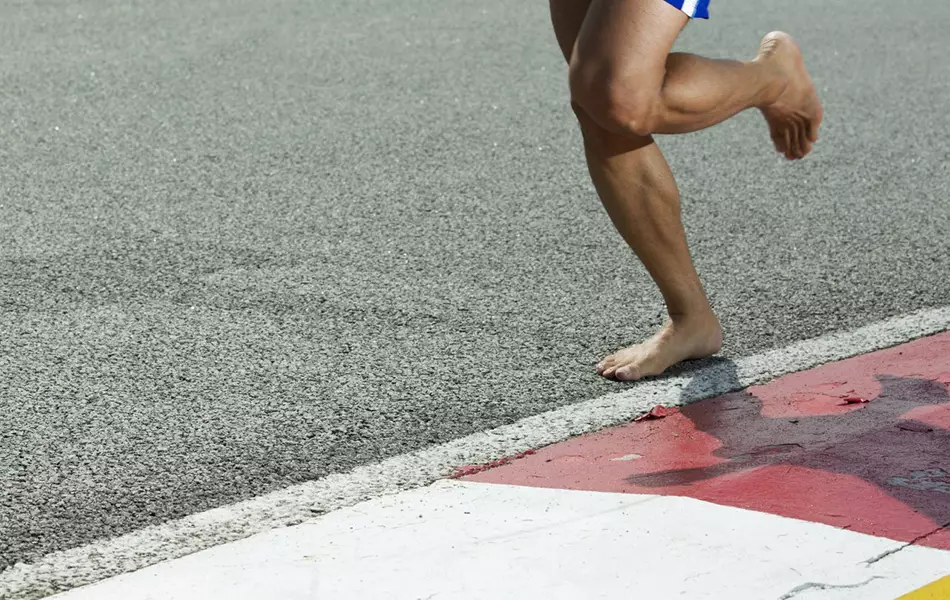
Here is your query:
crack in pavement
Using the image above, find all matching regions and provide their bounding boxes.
[865,520,950,565]
[778,576,884,600]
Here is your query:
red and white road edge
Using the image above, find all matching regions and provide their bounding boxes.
[19,311,950,600]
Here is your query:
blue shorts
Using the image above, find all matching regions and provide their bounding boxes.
[664,0,710,19]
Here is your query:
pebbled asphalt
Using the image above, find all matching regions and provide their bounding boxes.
[1,0,948,571]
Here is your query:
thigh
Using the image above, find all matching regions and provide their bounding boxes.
[549,0,592,63]
[551,0,687,82]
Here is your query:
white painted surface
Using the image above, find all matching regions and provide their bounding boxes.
[51,481,950,600]
[7,307,950,599]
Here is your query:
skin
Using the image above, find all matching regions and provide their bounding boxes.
[548,0,823,381]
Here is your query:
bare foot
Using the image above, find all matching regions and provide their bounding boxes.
[756,31,823,160]
[595,312,723,382]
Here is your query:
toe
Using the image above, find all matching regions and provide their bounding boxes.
[596,355,618,374]
[614,364,642,381]
[798,123,812,157]
[782,128,794,160]
[807,119,819,143]
[787,124,801,160]
[603,355,632,378]
[770,128,787,156]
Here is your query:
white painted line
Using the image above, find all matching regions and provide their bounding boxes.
[681,0,701,18]
[48,481,950,600]
[4,305,950,600]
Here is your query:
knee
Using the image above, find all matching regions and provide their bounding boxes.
[568,64,660,138]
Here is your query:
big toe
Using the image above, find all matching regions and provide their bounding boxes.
[614,363,642,381]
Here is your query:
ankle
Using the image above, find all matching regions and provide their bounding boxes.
[749,58,787,108]
[665,311,724,354]
[667,307,719,328]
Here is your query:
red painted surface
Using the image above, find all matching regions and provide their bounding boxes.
[465,332,950,549]
[450,450,536,478]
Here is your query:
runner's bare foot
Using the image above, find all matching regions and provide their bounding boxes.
[756,31,823,160]
[595,311,723,381]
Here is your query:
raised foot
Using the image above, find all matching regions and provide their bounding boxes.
[595,313,723,382]
[756,31,823,160]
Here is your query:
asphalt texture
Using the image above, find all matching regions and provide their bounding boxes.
[1,0,948,572]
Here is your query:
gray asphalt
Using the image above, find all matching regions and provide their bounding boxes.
[1,0,948,572]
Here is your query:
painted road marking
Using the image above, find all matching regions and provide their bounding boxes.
[898,575,950,600]
[4,306,950,599]
[466,332,950,549]
[48,482,950,600]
